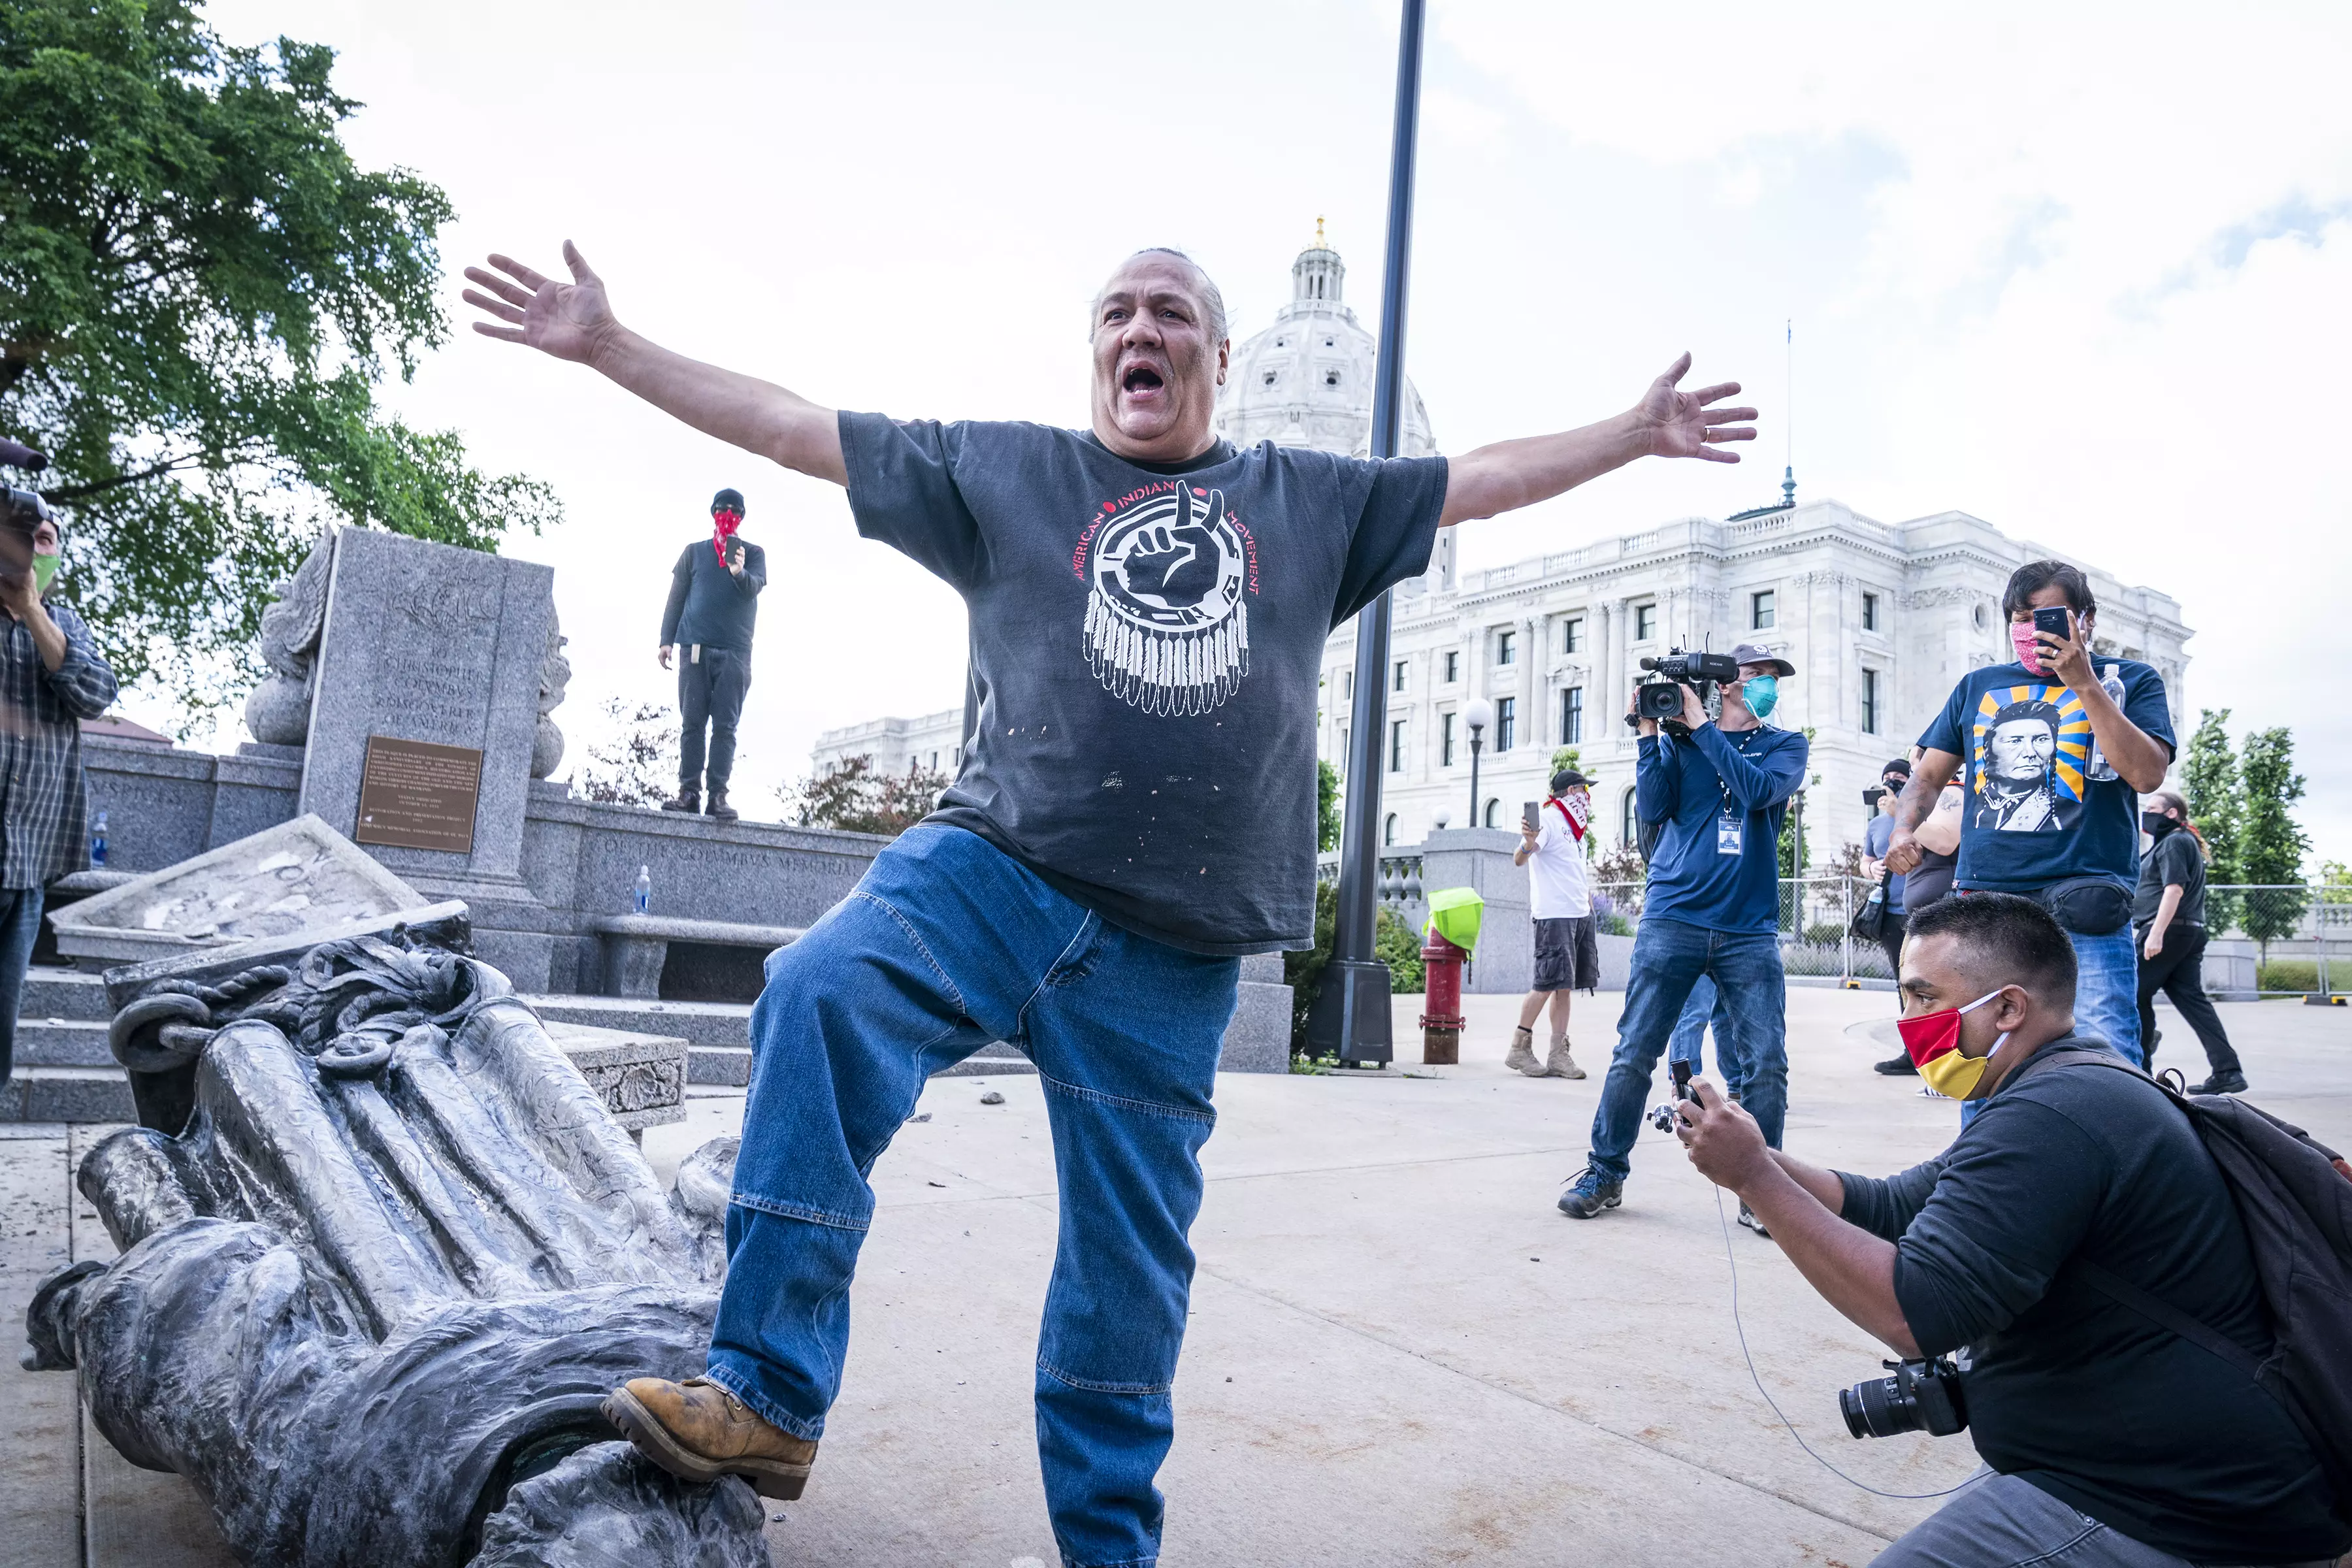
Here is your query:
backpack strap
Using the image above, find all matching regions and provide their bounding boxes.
[2069,1257,2262,1380]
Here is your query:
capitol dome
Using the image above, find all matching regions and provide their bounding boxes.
[1213,224,1437,460]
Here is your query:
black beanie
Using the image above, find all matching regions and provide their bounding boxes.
[711,487,746,515]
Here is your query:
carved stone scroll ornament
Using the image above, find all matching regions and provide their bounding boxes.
[532,608,572,780]
[22,927,762,1565]
[242,531,338,746]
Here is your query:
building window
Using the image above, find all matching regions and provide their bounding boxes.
[1389,719,1407,773]
[1441,711,1457,766]
[1495,696,1516,751]
[1341,670,1353,699]
[1861,668,1882,735]
[1443,650,1460,683]
[1497,630,1516,666]
[1559,686,1584,744]
[1862,592,1880,632]
[1484,798,1501,828]
[1622,788,1638,846]
[1392,659,1407,693]
[1752,590,1776,630]
[1336,727,1347,771]
[1635,603,1657,640]
[1562,617,1584,653]
[1384,812,1398,846]
[1325,370,1339,386]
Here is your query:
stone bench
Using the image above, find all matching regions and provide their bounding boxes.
[591,913,806,1002]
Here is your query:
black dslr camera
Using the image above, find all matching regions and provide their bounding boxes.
[1646,1057,1697,1134]
[1628,648,1742,736]
[1840,1355,1967,1439]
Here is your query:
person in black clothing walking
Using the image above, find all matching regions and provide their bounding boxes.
[1874,776,1962,1075]
[659,487,767,820]
[2135,789,2245,1094]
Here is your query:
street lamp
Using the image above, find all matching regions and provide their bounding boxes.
[1464,695,1494,829]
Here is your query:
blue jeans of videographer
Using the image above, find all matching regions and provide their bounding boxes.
[1665,973,1746,1091]
[706,824,1239,1568]
[1587,919,1787,1185]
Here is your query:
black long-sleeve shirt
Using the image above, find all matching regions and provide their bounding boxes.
[659,538,767,651]
[1836,1036,2344,1563]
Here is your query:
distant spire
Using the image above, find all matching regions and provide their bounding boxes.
[1782,318,1796,508]
[1315,215,1328,250]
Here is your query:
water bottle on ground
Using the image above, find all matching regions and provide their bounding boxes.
[632,865,651,915]
[2085,664,2125,781]
[90,808,108,868]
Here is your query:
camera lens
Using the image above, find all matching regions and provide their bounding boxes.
[1840,1374,1919,1439]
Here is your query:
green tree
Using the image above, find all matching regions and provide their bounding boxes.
[1548,745,1582,777]
[2180,708,2245,932]
[1316,757,1339,853]
[2236,726,2310,959]
[1777,726,1819,878]
[0,0,559,711]
[779,753,951,836]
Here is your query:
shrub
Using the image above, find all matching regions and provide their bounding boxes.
[1286,880,1424,1058]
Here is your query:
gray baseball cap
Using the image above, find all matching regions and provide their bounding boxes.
[1727,642,1795,677]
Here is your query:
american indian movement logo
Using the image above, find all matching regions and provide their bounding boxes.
[1073,480,1258,717]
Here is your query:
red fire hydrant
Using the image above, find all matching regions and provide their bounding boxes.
[1419,931,1469,1064]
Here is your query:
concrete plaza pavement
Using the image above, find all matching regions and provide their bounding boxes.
[4,987,2346,1567]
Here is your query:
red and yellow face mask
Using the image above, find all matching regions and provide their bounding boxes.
[1897,988,2010,1100]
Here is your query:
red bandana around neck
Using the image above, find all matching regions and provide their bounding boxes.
[712,510,742,561]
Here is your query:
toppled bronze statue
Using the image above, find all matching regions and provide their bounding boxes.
[22,918,768,1566]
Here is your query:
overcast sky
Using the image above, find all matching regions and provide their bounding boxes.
[180,1,2352,863]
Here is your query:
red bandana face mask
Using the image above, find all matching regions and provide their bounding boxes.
[712,509,742,561]
[1550,793,1589,841]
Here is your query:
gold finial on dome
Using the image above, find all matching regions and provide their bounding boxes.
[1314,216,1327,250]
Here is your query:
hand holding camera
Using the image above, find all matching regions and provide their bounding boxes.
[1628,647,1740,736]
[1669,1075,1776,1193]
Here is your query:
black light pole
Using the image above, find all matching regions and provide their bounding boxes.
[1306,0,1427,1070]
[1464,696,1492,828]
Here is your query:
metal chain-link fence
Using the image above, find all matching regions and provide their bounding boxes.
[1589,879,2352,998]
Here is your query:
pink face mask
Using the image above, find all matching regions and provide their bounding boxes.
[2010,619,2047,672]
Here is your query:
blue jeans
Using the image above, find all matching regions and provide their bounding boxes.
[0,886,44,1090]
[1665,973,1746,1089]
[1587,919,1788,1184]
[1960,925,2142,1126]
[706,824,1239,1568]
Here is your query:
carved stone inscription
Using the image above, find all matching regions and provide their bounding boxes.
[356,736,483,853]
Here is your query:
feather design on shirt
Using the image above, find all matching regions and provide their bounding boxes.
[1082,483,1250,717]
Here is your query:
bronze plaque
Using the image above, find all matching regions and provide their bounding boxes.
[355,736,483,854]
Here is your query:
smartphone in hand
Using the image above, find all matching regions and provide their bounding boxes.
[1522,800,1541,834]
[2029,606,2070,671]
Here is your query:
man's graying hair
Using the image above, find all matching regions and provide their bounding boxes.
[1090,248,1229,344]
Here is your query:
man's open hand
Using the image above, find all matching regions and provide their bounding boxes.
[463,241,618,366]
[1631,354,1758,464]
[1673,1080,1774,1192]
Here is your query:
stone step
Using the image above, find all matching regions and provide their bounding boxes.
[0,1066,135,1124]
[22,966,110,1021]
[681,1043,1036,1087]
[520,995,752,1051]
[14,1018,114,1068]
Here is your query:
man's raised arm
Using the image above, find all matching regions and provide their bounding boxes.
[463,242,847,486]
[1437,353,1757,527]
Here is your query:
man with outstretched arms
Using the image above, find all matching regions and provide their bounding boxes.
[463,240,1754,1568]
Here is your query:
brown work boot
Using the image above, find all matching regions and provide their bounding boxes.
[704,787,739,821]
[661,787,700,814]
[1543,1036,1586,1079]
[1505,1025,1542,1076]
[602,1376,817,1499]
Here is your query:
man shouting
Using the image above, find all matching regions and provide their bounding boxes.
[464,239,1755,1568]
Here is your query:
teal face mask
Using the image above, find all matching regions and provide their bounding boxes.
[1742,675,1779,719]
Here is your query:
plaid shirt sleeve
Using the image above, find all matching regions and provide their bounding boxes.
[0,600,120,888]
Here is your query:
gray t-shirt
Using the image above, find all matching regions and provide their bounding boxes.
[1864,811,1907,913]
[2132,826,2206,928]
[840,414,1448,955]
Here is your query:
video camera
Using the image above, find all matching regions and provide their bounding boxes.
[1,440,54,590]
[1646,1056,1698,1134]
[1627,647,1742,734]
[1840,1354,1967,1439]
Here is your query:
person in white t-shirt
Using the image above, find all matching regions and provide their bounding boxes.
[1508,768,1599,1079]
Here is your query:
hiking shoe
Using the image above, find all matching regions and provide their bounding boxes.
[1505,1026,1541,1077]
[1872,1053,1919,1076]
[1737,1201,1772,1238]
[661,789,700,814]
[705,788,740,822]
[2186,1070,2249,1096]
[603,1376,817,1499]
[1542,1037,1586,1079]
[1557,1166,1623,1218]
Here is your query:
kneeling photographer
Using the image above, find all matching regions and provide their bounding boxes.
[1558,643,1805,1230]
[1674,894,2345,1567]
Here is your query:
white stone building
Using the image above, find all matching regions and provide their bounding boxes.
[814,231,2194,870]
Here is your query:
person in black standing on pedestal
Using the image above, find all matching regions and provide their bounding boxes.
[2134,789,2245,1094]
[659,487,766,821]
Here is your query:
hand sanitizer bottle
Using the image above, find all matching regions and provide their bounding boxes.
[90,809,109,868]
[632,865,651,915]
[2085,664,2126,781]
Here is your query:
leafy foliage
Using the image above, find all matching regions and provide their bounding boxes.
[2236,726,2310,952]
[570,699,678,807]
[780,753,949,837]
[1548,745,1583,777]
[2181,708,2245,932]
[1316,757,1338,853]
[1285,879,1424,1062]
[0,0,559,711]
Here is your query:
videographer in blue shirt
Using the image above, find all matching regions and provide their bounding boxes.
[1561,642,1806,1226]
[1884,559,2174,1088]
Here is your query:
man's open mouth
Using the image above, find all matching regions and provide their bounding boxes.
[1121,365,1165,395]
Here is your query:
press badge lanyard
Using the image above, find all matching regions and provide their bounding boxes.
[1714,729,1763,857]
